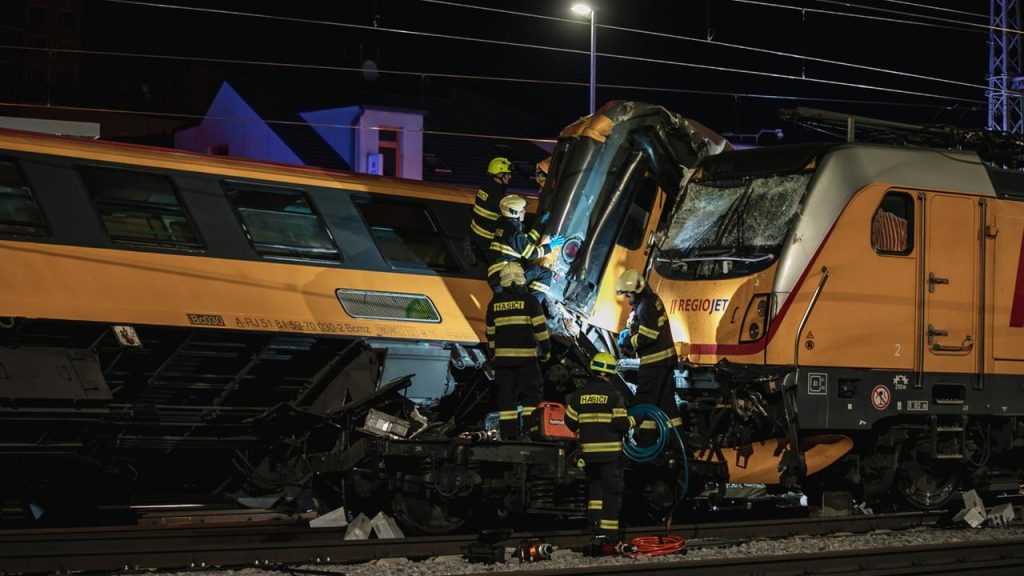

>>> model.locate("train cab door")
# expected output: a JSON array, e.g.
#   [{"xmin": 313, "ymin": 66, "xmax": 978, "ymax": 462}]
[{"xmin": 922, "ymin": 193, "xmax": 979, "ymax": 375}]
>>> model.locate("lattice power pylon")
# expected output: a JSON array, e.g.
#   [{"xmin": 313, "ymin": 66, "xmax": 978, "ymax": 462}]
[{"xmin": 989, "ymin": 0, "xmax": 1024, "ymax": 133}]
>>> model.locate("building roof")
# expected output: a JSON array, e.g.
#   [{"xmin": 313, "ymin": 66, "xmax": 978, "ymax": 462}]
[
  {"xmin": 225, "ymin": 75, "xmax": 352, "ymax": 171},
  {"xmin": 222, "ymin": 71, "xmax": 551, "ymax": 189}
]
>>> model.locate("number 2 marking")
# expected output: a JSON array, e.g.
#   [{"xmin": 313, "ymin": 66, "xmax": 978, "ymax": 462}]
[{"xmin": 894, "ymin": 343, "xmax": 902, "ymax": 357}]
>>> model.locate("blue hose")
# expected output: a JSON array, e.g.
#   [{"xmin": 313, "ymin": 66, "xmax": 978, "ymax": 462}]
[{"xmin": 623, "ymin": 404, "xmax": 689, "ymax": 498}]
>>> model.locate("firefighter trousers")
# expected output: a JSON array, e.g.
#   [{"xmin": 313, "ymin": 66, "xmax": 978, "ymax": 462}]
[
  {"xmin": 585, "ymin": 456, "xmax": 624, "ymax": 538},
  {"xmin": 635, "ymin": 363, "xmax": 683, "ymax": 444},
  {"xmin": 495, "ymin": 361, "xmax": 543, "ymax": 440}
]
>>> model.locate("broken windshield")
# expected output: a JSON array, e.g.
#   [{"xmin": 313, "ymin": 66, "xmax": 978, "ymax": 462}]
[{"xmin": 657, "ymin": 172, "xmax": 811, "ymax": 278}]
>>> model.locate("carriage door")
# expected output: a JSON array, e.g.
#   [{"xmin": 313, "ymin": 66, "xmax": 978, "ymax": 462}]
[{"xmin": 923, "ymin": 194, "xmax": 978, "ymax": 375}]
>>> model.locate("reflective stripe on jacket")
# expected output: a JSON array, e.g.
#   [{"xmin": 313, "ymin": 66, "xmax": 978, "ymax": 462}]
[
  {"xmin": 485, "ymin": 287, "xmax": 551, "ymax": 366},
  {"xmin": 470, "ymin": 179, "xmax": 506, "ymax": 239},
  {"xmin": 565, "ymin": 379, "xmax": 633, "ymax": 463},
  {"xmin": 489, "ymin": 217, "xmax": 549, "ymax": 266},
  {"xmin": 628, "ymin": 289, "xmax": 676, "ymax": 367}
]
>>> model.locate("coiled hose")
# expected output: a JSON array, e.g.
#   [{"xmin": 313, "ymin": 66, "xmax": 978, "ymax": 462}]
[
  {"xmin": 630, "ymin": 534, "xmax": 687, "ymax": 556},
  {"xmin": 623, "ymin": 404, "xmax": 689, "ymax": 498},
  {"xmin": 622, "ymin": 404, "xmax": 690, "ymax": 556}
]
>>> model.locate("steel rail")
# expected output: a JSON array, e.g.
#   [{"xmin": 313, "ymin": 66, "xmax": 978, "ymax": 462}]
[
  {"xmin": 0, "ymin": 511, "xmax": 947, "ymax": 573},
  {"xmin": 467, "ymin": 536, "xmax": 1024, "ymax": 575}
]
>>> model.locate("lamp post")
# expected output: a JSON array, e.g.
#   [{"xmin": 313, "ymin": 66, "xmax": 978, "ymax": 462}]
[{"xmin": 571, "ymin": 3, "xmax": 596, "ymax": 115}]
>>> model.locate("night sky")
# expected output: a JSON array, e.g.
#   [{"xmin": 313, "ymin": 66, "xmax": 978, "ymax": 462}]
[{"xmin": 70, "ymin": 1, "xmax": 994, "ymax": 143}]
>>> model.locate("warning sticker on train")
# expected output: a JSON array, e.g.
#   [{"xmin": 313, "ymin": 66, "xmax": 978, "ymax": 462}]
[{"xmin": 871, "ymin": 384, "xmax": 891, "ymax": 411}]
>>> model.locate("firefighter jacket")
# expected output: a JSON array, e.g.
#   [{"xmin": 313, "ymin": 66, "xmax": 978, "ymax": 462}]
[
  {"xmin": 470, "ymin": 178, "xmax": 507, "ymax": 241},
  {"xmin": 628, "ymin": 288, "xmax": 677, "ymax": 367},
  {"xmin": 485, "ymin": 287, "xmax": 551, "ymax": 367},
  {"xmin": 487, "ymin": 217, "xmax": 550, "ymax": 278},
  {"xmin": 565, "ymin": 378, "xmax": 635, "ymax": 463}
]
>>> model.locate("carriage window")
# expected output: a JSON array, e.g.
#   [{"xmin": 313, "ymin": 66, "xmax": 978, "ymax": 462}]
[
  {"xmin": 872, "ymin": 191, "xmax": 913, "ymax": 255},
  {"xmin": 79, "ymin": 166, "xmax": 202, "ymax": 249},
  {"xmin": 616, "ymin": 175, "xmax": 658, "ymax": 249},
  {"xmin": 224, "ymin": 185, "xmax": 341, "ymax": 262},
  {"xmin": 356, "ymin": 198, "xmax": 461, "ymax": 271},
  {"xmin": 0, "ymin": 159, "xmax": 47, "ymax": 236}
]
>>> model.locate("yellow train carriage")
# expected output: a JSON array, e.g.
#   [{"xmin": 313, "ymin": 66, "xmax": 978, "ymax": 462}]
[
  {"xmin": 0, "ymin": 128, "xmax": 517, "ymax": 519},
  {"xmin": 0, "ymin": 128, "xmax": 493, "ymax": 346}
]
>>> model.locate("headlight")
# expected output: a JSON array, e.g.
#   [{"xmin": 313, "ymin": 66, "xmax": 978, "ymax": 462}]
[
  {"xmin": 739, "ymin": 293, "xmax": 772, "ymax": 343},
  {"xmin": 561, "ymin": 237, "xmax": 582, "ymax": 263}
]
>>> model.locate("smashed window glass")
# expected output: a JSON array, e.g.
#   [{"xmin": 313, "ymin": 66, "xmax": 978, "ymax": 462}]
[
  {"xmin": 658, "ymin": 173, "xmax": 811, "ymax": 278},
  {"xmin": 736, "ymin": 174, "xmax": 809, "ymax": 249},
  {"xmin": 663, "ymin": 180, "xmax": 745, "ymax": 254},
  {"xmin": 664, "ymin": 174, "xmax": 809, "ymax": 254}
]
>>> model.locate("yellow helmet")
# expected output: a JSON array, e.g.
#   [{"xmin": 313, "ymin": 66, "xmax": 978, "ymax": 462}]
[
  {"xmin": 498, "ymin": 261, "xmax": 526, "ymax": 287},
  {"xmin": 590, "ymin": 351, "xmax": 617, "ymax": 375},
  {"xmin": 616, "ymin": 269, "xmax": 644, "ymax": 293},
  {"xmin": 535, "ymin": 156, "xmax": 551, "ymax": 187},
  {"xmin": 487, "ymin": 157, "xmax": 513, "ymax": 176},
  {"xmin": 499, "ymin": 194, "xmax": 527, "ymax": 218}
]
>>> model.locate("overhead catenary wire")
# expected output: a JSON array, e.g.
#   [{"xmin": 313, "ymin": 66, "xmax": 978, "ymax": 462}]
[
  {"xmin": 732, "ymin": 0, "xmax": 1017, "ymax": 36},
  {"xmin": 0, "ymin": 43, "xmax": 981, "ymax": 111},
  {"xmin": 871, "ymin": 0, "xmax": 987, "ymax": 20},
  {"xmin": 93, "ymin": 0, "xmax": 996, "ymax": 103},
  {"xmin": 809, "ymin": 0, "xmax": 997, "ymax": 31},
  {"xmin": 0, "ymin": 100, "xmax": 559, "ymax": 144},
  {"xmin": 424, "ymin": 0, "xmax": 998, "ymax": 96},
  {"xmin": 0, "ymin": 94, "xmax": 982, "ymax": 152}
]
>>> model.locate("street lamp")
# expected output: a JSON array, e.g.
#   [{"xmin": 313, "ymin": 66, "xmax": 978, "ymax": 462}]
[{"xmin": 571, "ymin": 3, "xmax": 596, "ymax": 115}]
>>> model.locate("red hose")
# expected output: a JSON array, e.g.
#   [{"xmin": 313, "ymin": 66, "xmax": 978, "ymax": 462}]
[{"xmin": 630, "ymin": 535, "xmax": 686, "ymax": 556}]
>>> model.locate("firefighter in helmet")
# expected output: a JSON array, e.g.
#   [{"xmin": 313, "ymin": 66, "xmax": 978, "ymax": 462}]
[
  {"xmin": 565, "ymin": 351, "xmax": 634, "ymax": 542},
  {"xmin": 616, "ymin": 269, "xmax": 682, "ymax": 442},
  {"xmin": 485, "ymin": 261, "xmax": 551, "ymax": 440},
  {"xmin": 488, "ymin": 194, "xmax": 563, "ymax": 305},
  {"xmin": 469, "ymin": 157, "xmax": 513, "ymax": 264},
  {"xmin": 535, "ymin": 156, "xmax": 551, "ymax": 191}
]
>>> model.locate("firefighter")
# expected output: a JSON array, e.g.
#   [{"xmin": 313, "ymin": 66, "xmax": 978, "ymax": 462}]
[
  {"xmin": 535, "ymin": 156, "xmax": 550, "ymax": 191},
  {"xmin": 534, "ymin": 156, "xmax": 554, "ymax": 230},
  {"xmin": 485, "ymin": 261, "xmax": 551, "ymax": 440},
  {"xmin": 565, "ymin": 351, "xmax": 634, "ymax": 542},
  {"xmin": 469, "ymin": 157, "xmax": 513, "ymax": 264},
  {"xmin": 489, "ymin": 194, "xmax": 563, "ymax": 304},
  {"xmin": 616, "ymin": 269, "xmax": 682, "ymax": 442}
]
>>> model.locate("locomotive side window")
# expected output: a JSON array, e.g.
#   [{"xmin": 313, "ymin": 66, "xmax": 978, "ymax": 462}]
[
  {"xmin": 223, "ymin": 185, "xmax": 341, "ymax": 263},
  {"xmin": 0, "ymin": 158, "xmax": 48, "ymax": 236},
  {"xmin": 79, "ymin": 166, "xmax": 202, "ymax": 249},
  {"xmin": 355, "ymin": 198, "xmax": 462, "ymax": 272},
  {"xmin": 872, "ymin": 191, "xmax": 913, "ymax": 255}
]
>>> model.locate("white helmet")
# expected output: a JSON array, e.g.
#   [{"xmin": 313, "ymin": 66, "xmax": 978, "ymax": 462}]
[
  {"xmin": 616, "ymin": 269, "xmax": 644, "ymax": 293},
  {"xmin": 499, "ymin": 194, "xmax": 527, "ymax": 218}
]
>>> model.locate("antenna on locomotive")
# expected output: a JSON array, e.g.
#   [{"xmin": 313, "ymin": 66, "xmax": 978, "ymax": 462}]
[
  {"xmin": 778, "ymin": 106, "xmax": 1024, "ymax": 170},
  {"xmin": 779, "ymin": 107, "xmax": 927, "ymax": 142}
]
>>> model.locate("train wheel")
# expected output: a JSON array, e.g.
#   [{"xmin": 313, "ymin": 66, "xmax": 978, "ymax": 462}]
[
  {"xmin": 390, "ymin": 492, "xmax": 469, "ymax": 534},
  {"xmin": 895, "ymin": 449, "xmax": 960, "ymax": 509}
]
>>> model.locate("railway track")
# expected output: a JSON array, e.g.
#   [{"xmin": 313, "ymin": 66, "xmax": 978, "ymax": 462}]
[
  {"xmin": 463, "ymin": 537, "xmax": 1024, "ymax": 576},
  {"xmin": 0, "ymin": 511, "xmax": 951, "ymax": 573}
]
